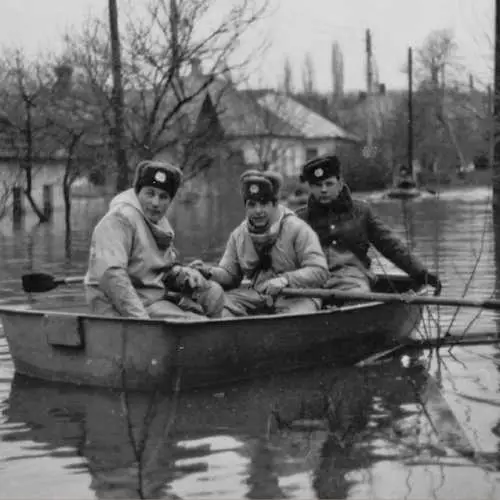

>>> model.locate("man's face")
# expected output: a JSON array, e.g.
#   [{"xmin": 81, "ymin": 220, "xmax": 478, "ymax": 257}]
[
  {"xmin": 309, "ymin": 176, "xmax": 343, "ymax": 204},
  {"xmin": 245, "ymin": 199, "xmax": 276, "ymax": 229},
  {"xmin": 137, "ymin": 186, "xmax": 171, "ymax": 223}
]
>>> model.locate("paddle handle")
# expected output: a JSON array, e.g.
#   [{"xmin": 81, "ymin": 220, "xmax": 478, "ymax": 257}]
[
  {"xmin": 54, "ymin": 276, "xmax": 85, "ymax": 285},
  {"xmin": 280, "ymin": 288, "xmax": 500, "ymax": 310}
]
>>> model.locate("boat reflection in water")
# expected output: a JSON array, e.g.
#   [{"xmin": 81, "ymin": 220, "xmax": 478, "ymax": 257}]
[{"xmin": 2, "ymin": 356, "xmax": 495, "ymax": 499}]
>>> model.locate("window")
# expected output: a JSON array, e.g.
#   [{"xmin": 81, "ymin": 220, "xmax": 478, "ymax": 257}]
[{"xmin": 305, "ymin": 147, "xmax": 317, "ymax": 161}]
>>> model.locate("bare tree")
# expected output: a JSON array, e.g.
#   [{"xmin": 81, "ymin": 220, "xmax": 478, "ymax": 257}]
[
  {"xmin": 42, "ymin": 63, "xmax": 107, "ymax": 239},
  {"xmin": 0, "ymin": 49, "xmax": 55, "ymax": 222},
  {"xmin": 414, "ymin": 29, "xmax": 473, "ymax": 173},
  {"xmin": 416, "ymin": 29, "xmax": 460, "ymax": 86},
  {"xmin": 379, "ymin": 32, "xmax": 488, "ymax": 185},
  {"xmin": 62, "ymin": 0, "xmax": 269, "ymax": 188},
  {"xmin": 302, "ymin": 52, "xmax": 315, "ymax": 95},
  {"xmin": 331, "ymin": 41, "xmax": 344, "ymax": 103}
]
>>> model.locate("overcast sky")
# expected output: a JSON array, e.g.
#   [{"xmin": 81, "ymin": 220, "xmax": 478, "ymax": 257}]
[{"xmin": 0, "ymin": 0, "xmax": 494, "ymax": 92}]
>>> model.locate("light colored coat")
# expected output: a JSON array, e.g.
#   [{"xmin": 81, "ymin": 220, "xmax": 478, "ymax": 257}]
[
  {"xmin": 219, "ymin": 205, "xmax": 328, "ymax": 289},
  {"xmin": 84, "ymin": 188, "xmax": 178, "ymax": 316}
]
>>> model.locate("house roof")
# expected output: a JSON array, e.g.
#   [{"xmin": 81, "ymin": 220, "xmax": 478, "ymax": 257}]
[
  {"xmin": 257, "ymin": 92, "xmax": 361, "ymax": 142},
  {"xmin": 101, "ymin": 63, "xmax": 361, "ymax": 148},
  {"xmin": 183, "ymin": 74, "xmax": 298, "ymax": 138}
]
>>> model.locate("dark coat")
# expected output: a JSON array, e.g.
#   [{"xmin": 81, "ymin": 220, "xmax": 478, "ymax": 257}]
[{"xmin": 295, "ymin": 187, "xmax": 427, "ymax": 279}]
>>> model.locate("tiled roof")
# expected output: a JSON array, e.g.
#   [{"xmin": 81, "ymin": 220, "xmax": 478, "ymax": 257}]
[
  {"xmin": 184, "ymin": 75, "xmax": 297, "ymax": 138},
  {"xmin": 257, "ymin": 93, "xmax": 361, "ymax": 142}
]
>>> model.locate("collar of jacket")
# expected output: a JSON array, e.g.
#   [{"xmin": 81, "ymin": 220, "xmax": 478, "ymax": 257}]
[{"xmin": 306, "ymin": 185, "xmax": 353, "ymax": 215}]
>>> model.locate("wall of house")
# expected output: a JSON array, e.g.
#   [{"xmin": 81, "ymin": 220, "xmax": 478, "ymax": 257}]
[
  {"xmin": 232, "ymin": 137, "xmax": 337, "ymax": 178},
  {"xmin": 293, "ymin": 140, "xmax": 337, "ymax": 172}
]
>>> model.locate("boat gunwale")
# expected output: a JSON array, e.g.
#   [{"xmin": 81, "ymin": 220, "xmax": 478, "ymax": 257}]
[{"xmin": 0, "ymin": 279, "xmax": 426, "ymax": 328}]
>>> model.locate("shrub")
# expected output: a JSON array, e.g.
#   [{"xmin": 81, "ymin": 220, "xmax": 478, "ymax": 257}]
[{"xmin": 340, "ymin": 150, "xmax": 392, "ymax": 191}]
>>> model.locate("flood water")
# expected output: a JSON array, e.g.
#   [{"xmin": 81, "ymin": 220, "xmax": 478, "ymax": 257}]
[{"xmin": 0, "ymin": 187, "xmax": 499, "ymax": 499}]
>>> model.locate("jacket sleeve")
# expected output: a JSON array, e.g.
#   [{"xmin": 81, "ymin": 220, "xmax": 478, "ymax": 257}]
[
  {"xmin": 90, "ymin": 213, "xmax": 149, "ymax": 318},
  {"xmin": 213, "ymin": 230, "xmax": 244, "ymax": 288},
  {"xmin": 366, "ymin": 205, "xmax": 427, "ymax": 277},
  {"xmin": 282, "ymin": 221, "xmax": 329, "ymax": 288}
]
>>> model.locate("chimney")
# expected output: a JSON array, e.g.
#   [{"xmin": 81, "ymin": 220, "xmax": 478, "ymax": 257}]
[
  {"xmin": 54, "ymin": 64, "xmax": 73, "ymax": 93},
  {"xmin": 190, "ymin": 58, "xmax": 203, "ymax": 78},
  {"xmin": 379, "ymin": 83, "xmax": 386, "ymax": 95}
]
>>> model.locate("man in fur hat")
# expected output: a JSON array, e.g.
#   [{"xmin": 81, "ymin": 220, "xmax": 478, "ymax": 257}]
[
  {"xmin": 296, "ymin": 154, "xmax": 441, "ymax": 292},
  {"xmin": 190, "ymin": 169, "xmax": 329, "ymax": 316},
  {"xmin": 84, "ymin": 160, "xmax": 225, "ymax": 319}
]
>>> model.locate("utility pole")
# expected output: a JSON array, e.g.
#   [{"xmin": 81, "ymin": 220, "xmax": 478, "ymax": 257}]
[
  {"xmin": 489, "ymin": 85, "xmax": 494, "ymax": 169},
  {"xmin": 108, "ymin": 0, "xmax": 128, "ymax": 192},
  {"xmin": 366, "ymin": 28, "xmax": 373, "ymax": 150},
  {"xmin": 493, "ymin": 0, "xmax": 500, "ymax": 262},
  {"xmin": 408, "ymin": 46, "xmax": 413, "ymax": 178}
]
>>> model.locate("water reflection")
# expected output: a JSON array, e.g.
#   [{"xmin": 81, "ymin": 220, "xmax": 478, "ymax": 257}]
[{"xmin": 2, "ymin": 357, "xmax": 498, "ymax": 499}]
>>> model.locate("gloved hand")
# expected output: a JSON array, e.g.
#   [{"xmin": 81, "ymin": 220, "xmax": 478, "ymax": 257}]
[
  {"xmin": 176, "ymin": 266, "xmax": 207, "ymax": 292},
  {"xmin": 188, "ymin": 259, "xmax": 214, "ymax": 279},
  {"xmin": 255, "ymin": 276, "xmax": 289, "ymax": 297},
  {"xmin": 415, "ymin": 271, "xmax": 442, "ymax": 294}
]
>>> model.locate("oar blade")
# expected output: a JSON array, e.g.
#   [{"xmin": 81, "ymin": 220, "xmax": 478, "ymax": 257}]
[{"xmin": 22, "ymin": 273, "xmax": 58, "ymax": 293}]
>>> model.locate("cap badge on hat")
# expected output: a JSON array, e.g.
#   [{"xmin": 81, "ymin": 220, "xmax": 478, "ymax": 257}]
[
  {"xmin": 249, "ymin": 184, "xmax": 260, "ymax": 194},
  {"xmin": 154, "ymin": 170, "xmax": 166, "ymax": 183},
  {"xmin": 314, "ymin": 167, "xmax": 324, "ymax": 178}
]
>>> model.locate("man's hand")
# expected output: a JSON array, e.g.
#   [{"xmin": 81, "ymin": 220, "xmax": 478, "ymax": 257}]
[
  {"xmin": 256, "ymin": 276, "xmax": 289, "ymax": 297},
  {"xmin": 177, "ymin": 267, "xmax": 207, "ymax": 291},
  {"xmin": 188, "ymin": 259, "xmax": 214, "ymax": 279},
  {"xmin": 416, "ymin": 271, "xmax": 442, "ymax": 294}
]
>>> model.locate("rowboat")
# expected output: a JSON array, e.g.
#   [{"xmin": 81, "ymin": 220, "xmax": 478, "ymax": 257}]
[{"xmin": 0, "ymin": 273, "xmax": 425, "ymax": 392}]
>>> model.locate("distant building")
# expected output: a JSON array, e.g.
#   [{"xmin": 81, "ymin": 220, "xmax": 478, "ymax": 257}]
[
  {"xmin": 256, "ymin": 93, "xmax": 360, "ymax": 177},
  {"xmin": 174, "ymin": 76, "xmax": 360, "ymax": 180}
]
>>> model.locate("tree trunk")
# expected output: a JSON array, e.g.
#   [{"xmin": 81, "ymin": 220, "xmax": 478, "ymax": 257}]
[
  {"xmin": 63, "ymin": 175, "xmax": 72, "ymax": 248},
  {"xmin": 63, "ymin": 177, "xmax": 72, "ymax": 262},
  {"xmin": 109, "ymin": 0, "xmax": 129, "ymax": 192},
  {"xmin": 23, "ymin": 103, "xmax": 48, "ymax": 223},
  {"xmin": 62, "ymin": 135, "xmax": 82, "ymax": 262}
]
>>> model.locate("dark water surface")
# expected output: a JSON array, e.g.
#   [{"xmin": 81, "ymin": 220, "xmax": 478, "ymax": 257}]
[{"xmin": 0, "ymin": 187, "xmax": 499, "ymax": 498}]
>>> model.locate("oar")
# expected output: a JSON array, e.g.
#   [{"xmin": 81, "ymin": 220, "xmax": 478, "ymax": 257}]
[
  {"xmin": 22, "ymin": 272, "xmax": 84, "ymax": 293},
  {"xmin": 22, "ymin": 266, "xmax": 174, "ymax": 293},
  {"xmin": 280, "ymin": 287, "xmax": 500, "ymax": 310},
  {"xmin": 23, "ymin": 272, "xmax": 500, "ymax": 311},
  {"xmin": 21, "ymin": 272, "xmax": 184, "ymax": 302}
]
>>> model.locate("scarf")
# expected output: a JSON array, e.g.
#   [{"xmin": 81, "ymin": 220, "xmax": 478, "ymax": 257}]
[
  {"xmin": 246, "ymin": 206, "xmax": 289, "ymax": 278},
  {"xmin": 144, "ymin": 218, "xmax": 175, "ymax": 252}
]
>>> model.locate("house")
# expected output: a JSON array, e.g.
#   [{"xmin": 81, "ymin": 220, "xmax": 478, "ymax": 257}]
[
  {"xmin": 178, "ymin": 66, "xmax": 360, "ymax": 180},
  {"xmin": 256, "ymin": 92, "xmax": 360, "ymax": 177}
]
